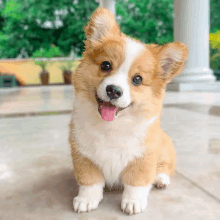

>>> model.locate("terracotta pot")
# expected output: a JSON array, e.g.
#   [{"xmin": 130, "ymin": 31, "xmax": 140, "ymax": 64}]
[
  {"xmin": 39, "ymin": 70, "xmax": 49, "ymax": 85},
  {"xmin": 63, "ymin": 70, "xmax": 72, "ymax": 84}
]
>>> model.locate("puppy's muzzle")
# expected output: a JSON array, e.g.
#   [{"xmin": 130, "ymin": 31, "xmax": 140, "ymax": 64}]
[{"xmin": 106, "ymin": 85, "xmax": 123, "ymax": 100}]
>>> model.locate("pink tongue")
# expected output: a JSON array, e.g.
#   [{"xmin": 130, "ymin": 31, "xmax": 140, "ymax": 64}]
[{"xmin": 100, "ymin": 102, "xmax": 118, "ymax": 121}]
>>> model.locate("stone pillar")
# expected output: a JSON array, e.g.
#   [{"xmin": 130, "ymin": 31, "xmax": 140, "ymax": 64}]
[
  {"xmin": 99, "ymin": 0, "xmax": 116, "ymax": 16},
  {"xmin": 167, "ymin": 0, "xmax": 218, "ymax": 91}
]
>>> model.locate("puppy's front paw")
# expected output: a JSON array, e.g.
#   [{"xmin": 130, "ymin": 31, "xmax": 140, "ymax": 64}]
[
  {"xmin": 73, "ymin": 183, "xmax": 104, "ymax": 213},
  {"xmin": 73, "ymin": 196, "xmax": 100, "ymax": 212},
  {"xmin": 121, "ymin": 199, "xmax": 147, "ymax": 215},
  {"xmin": 154, "ymin": 173, "xmax": 170, "ymax": 189},
  {"xmin": 121, "ymin": 184, "xmax": 152, "ymax": 215}
]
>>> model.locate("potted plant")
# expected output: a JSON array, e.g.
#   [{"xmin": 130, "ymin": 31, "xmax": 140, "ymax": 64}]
[
  {"xmin": 32, "ymin": 45, "xmax": 63, "ymax": 85},
  {"xmin": 35, "ymin": 60, "xmax": 50, "ymax": 85},
  {"xmin": 59, "ymin": 60, "xmax": 73, "ymax": 84},
  {"xmin": 32, "ymin": 48, "xmax": 50, "ymax": 85}
]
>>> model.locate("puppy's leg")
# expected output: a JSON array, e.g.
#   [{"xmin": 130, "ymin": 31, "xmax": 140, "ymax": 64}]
[
  {"xmin": 121, "ymin": 184, "xmax": 152, "ymax": 215},
  {"xmin": 154, "ymin": 173, "xmax": 170, "ymax": 189},
  {"xmin": 73, "ymin": 182, "xmax": 104, "ymax": 213},
  {"xmin": 121, "ymin": 152, "xmax": 157, "ymax": 215},
  {"xmin": 69, "ymin": 122, "xmax": 105, "ymax": 213},
  {"xmin": 154, "ymin": 132, "xmax": 176, "ymax": 189},
  {"xmin": 72, "ymin": 154, "xmax": 105, "ymax": 212}
]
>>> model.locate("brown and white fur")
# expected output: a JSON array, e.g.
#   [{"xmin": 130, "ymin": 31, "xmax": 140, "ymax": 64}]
[{"xmin": 69, "ymin": 7, "xmax": 188, "ymax": 215}]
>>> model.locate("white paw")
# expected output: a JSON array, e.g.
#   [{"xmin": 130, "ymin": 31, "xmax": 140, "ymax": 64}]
[
  {"xmin": 121, "ymin": 199, "xmax": 147, "ymax": 215},
  {"xmin": 73, "ymin": 196, "xmax": 100, "ymax": 212},
  {"xmin": 154, "ymin": 173, "xmax": 170, "ymax": 189},
  {"xmin": 121, "ymin": 184, "xmax": 152, "ymax": 215},
  {"xmin": 73, "ymin": 183, "xmax": 104, "ymax": 213}
]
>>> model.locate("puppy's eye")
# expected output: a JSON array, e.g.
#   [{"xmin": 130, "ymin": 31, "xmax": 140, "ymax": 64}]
[
  {"xmin": 132, "ymin": 74, "xmax": 142, "ymax": 86},
  {"xmin": 101, "ymin": 61, "xmax": 111, "ymax": 72}
]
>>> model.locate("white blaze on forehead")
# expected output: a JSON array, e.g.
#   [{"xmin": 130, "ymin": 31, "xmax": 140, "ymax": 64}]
[
  {"xmin": 97, "ymin": 37, "xmax": 145, "ymax": 108},
  {"xmin": 119, "ymin": 37, "xmax": 145, "ymax": 73}
]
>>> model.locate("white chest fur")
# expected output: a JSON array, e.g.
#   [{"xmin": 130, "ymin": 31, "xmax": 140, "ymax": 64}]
[{"xmin": 72, "ymin": 97, "xmax": 157, "ymax": 186}]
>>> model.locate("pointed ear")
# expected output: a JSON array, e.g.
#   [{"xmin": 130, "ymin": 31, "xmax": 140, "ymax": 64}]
[
  {"xmin": 85, "ymin": 7, "xmax": 120, "ymax": 42},
  {"xmin": 148, "ymin": 44, "xmax": 162, "ymax": 54},
  {"xmin": 157, "ymin": 42, "xmax": 188, "ymax": 83}
]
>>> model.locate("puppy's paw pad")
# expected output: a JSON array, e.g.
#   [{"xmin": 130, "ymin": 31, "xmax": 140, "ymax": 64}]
[
  {"xmin": 121, "ymin": 199, "xmax": 147, "ymax": 215},
  {"xmin": 154, "ymin": 173, "xmax": 170, "ymax": 189},
  {"xmin": 73, "ymin": 197, "xmax": 100, "ymax": 212}
]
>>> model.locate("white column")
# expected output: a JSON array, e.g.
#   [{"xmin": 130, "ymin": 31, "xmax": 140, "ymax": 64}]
[
  {"xmin": 99, "ymin": 0, "xmax": 116, "ymax": 16},
  {"xmin": 173, "ymin": 0, "xmax": 216, "ymax": 84}
]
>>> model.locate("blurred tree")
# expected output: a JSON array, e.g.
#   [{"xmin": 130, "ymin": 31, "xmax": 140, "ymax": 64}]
[
  {"xmin": 0, "ymin": 0, "xmax": 174, "ymax": 59},
  {"xmin": 1, "ymin": 0, "xmax": 218, "ymax": 59},
  {"xmin": 0, "ymin": 0, "xmax": 98, "ymax": 58},
  {"xmin": 0, "ymin": 0, "xmax": 7, "ymax": 51},
  {"xmin": 116, "ymin": 0, "xmax": 174, "ymax": 45},
  {"xmin": 210, "ymin": 0, "xmax": 220, "ymax": 33},
  {"xmin": 210, "ymin": 0, "xmax": 220, "ymax": 75},
  {"xmin": 0, "ymin": 0, "xmax": 6, "ymax": 30},
  {"xmin": 0, "ymin": 0, "xmax": 24, "ymax": 58}
]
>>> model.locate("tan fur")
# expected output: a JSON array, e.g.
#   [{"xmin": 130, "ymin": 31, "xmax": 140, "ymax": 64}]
[
  {"xmin": 69, "ymin": 7, "xmax": 188, "ymax": 187},
  {"xmin": 69, "ymin": 116, "xmax": 104, "ymax": 185},
  {"xmin": 122, "ymin": 121, "xmax": 176, "ymax": 186}
]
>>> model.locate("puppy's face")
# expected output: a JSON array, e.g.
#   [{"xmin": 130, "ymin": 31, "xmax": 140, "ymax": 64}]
[{"xmin": 73, "ymin": 8, "xmax": 188, "ymax": 121}]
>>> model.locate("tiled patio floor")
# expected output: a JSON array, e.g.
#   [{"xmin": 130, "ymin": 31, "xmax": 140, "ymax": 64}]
[{"xmin": 0, "ymin": 86, "xmax": 220, "ymax": 220}]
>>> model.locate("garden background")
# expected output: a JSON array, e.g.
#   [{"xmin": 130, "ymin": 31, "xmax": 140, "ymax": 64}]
[{"xmin": 0, "ymin": 0, "xmax": 219, "ymax": 85}]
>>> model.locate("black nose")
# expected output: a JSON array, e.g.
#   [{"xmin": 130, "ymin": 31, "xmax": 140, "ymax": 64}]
[{"xmin": 106, "ymin": 85, "xmax": 123, "ymax": 100}]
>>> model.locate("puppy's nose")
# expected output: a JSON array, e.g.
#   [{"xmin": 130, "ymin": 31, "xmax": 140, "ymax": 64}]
[{"xmin": 106, "ymin": 85, "xmax": 123, "ymax": 100}]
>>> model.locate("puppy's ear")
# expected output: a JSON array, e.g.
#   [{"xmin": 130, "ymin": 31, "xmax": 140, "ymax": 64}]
[
  {"xmin": 85, "ymin": 7, "xmax": 120, "ymax": 42},
  {"xmin": 157, "ymin": 42, "xmax": 188, "ymax": 83},
  {"xmin": 148, "ymin": 44, "xmax": 162, "ymax": 54}
]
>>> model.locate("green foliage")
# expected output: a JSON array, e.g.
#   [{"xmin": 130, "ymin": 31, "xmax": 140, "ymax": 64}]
[
  {"xmin": 0, "ymin": 0, "xmax": 6, "ymax": 30},
  {"xmin": 31, "ymin": 45, "xmax": 62, "ymax": 70},
  {"xmin": 210, "ymin": 31, "xmax": 220, "ymax": 70},
  {"xmin": 32, "ymin": 48, "xmax": 48, "ymax": 70},
  {"xmin": 32, "ymin": 49, "xmax": 47, "ymax": 59},
  {"xmin": 47, "ymin": 45, "xmax": 63, "ymax": 58},
  {"xmin": 59, "ymin": 60, "xmax": 74, "ymax": 71},
  {"xmin": 0, "ymin": 31, "xmax": 8, "ymax": 45},
  {"xmin": 34, "ymin": 61, "xmax": 48, "ymax": 70},
  {"xmin": 210, "ymin": 0, "xmax": 220, "ymax": 33},
  {"xmin": 0, "ymin": 0, "xmax": 98, "ymax": 58},
  {"xmin": 0, "ymin": 0, "xmax": 219, "ymax": 59},
  {"xmin": 209, "ymin": 31, "xmax": 220, "ymax": 49},
  {"xmin": 0, "ymin": 0, "xmax": 174, "ymax": 58},
  {"xmin": 32, "ymin": 45, "xmax": 63, "ymax": 58},
  {"xmin": 116, "ymin": 0, "xmax": 174, "ymax": 44},
  {"xmin": 3, "ymin": 0, "xmax": 23, "ymax": 20},
  {"xmin": 0, "ymin": 0, "xmax": 25, "ymax": 57}
]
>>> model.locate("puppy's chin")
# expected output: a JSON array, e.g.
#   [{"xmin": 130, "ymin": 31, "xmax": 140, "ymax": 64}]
[{"xmin": 95, "ymin": 92, "xmax": 131, "ymax": 122}]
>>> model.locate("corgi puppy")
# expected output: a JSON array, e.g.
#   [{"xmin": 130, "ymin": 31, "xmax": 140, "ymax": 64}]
[{"xmin": 69, "ymin": 7, "xmax": 188, "ymax": 215}]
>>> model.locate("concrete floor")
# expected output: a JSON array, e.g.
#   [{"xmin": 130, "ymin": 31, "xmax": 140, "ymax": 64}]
[{"xmin": 0, "ymin": 85, "xmax": 220, "ymax": 220}]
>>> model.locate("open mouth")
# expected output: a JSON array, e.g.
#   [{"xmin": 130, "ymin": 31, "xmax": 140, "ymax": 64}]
[{"xmin": 95, "ymin": 92, "xmax": 129, "ymax": 121}]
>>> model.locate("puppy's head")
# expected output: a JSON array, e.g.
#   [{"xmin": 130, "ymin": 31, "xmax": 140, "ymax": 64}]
[{"xmin": 73, "ymin": 8, "xmax": 188, "ymax": 121}]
